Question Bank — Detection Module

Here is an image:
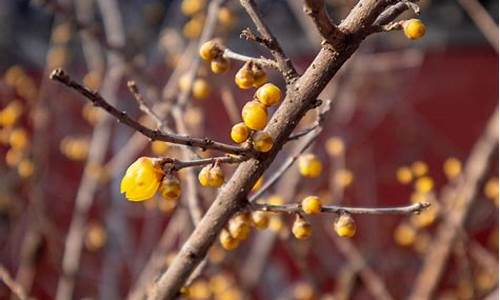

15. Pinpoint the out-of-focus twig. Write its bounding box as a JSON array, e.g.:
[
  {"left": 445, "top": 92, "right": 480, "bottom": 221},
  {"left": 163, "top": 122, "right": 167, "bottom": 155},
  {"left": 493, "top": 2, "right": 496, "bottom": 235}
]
[
  {"left": 0, "top": 265, "right": 30, "bottom": 300},
  {"left": 457, "top": 0, "right": 499, "bottom": 52},
  {"left": 409, "top": 108, "right": 499, "bottom": 300}
]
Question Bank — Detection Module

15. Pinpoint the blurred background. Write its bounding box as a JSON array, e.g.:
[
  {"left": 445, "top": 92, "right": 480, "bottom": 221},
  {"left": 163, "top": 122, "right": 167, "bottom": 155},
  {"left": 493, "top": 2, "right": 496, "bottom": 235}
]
[{"left": 0, "top": 0, "right": 498, "bottom": 299}]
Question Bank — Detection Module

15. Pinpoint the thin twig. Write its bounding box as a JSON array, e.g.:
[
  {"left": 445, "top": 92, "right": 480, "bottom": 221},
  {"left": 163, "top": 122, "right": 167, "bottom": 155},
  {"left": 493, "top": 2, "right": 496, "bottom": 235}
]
[
  {"left": 303, "top": 0, "right": 345, "bottom": 45},
  {"left": 222, "top": 48, "right": 279, "bottom": 70},
  {"left": 127, "top": 81, "right": 168, "bottom": 131},
  {"left": 457, "top": 0, "right": 499, "bottom": 52},
  {"left": 409, "top": 108, "right": 499, "bottom": 300},
  {"left": 158, "top": 155, "right": 245, "bottom": 171},
  {"left": 239, "top": 0, "right": 298, "bottom": 82},
  {"left": 0, "top": 265, "right": 30, "bottom": 300},
  {"left": 252, "top": 201, "right": 430, "bottom": 215},
  {"left": 49, "top": 69, "right": 250, "bottom": 156}
]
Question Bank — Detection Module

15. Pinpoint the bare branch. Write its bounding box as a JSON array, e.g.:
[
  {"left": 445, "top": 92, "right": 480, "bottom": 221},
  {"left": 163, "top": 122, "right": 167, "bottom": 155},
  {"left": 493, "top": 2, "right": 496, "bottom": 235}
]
[
  {"left": 0, "top": 265, "right": 30, "bottom": 300},
  {"left": 158, "top": 155, "right": 246, "bottom": 171},
  {"left": 49, "top": 69, "right": 250, "bottom": 156},
  {"left": 303, "top": 0, "right": 345, "bottom": 45},
  {"left": 409, "top": 108, "right": 499, "bottom": 300},
  {"left": 127, "top": 81, "right": 168, "bottom": 132},
  {"left": 252, "top": 201, "right": 430, "bottom": 215},
  {"left": 222, "top": 48, "right": 279, "bottom": 70},
  {"left": 457, "top": 0, "right": 499, "bottom": 52},
  {"left": 239, "top": 0, "right": 299, "bottom": 82}
]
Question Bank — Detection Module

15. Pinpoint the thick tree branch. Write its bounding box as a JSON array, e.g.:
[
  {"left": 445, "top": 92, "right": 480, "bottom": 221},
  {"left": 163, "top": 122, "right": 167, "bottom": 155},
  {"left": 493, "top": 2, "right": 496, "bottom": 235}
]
[
  {"left": 303, "top": 0, "right": 345, "bottom": 45},
  {"left": 145, "top": 1, "right": 400, "bottom": 299},
  {"left": 49, "top": 69, "right": 250, "bottom": 156}
]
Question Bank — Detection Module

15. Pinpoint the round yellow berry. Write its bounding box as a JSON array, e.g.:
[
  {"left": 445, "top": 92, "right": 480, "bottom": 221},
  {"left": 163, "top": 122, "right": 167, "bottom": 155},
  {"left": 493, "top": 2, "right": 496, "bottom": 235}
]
[
  {"left": 209, "top": 165, "right": 224, "bottom": 187},
  {"left": 180, "top": 0, "right": 206, "bottom": 16},
  {"left": 219, "top": 229, "right": 239, "bottom": 250},
  {"left": 228, "top": 217, "right": 250, "bottom": 240},
  {"left": 255, "top": 83, "right": 281, "bottom": 107},
  {"left": 396, "top": 166, "right": 413, "bottom": 184},
  {"left": 301, "top": 196, "right": 322, "bottom": 215},
  {"left": 217, "top": 7, "right": 236, "bottom": 27},
  {"left": 198, "top": 165, "right": 211, "bottom": 187},
  {"left": 335, "top": 168, "right": 354, "bottom": 188},
  {"left": 151, "top": 141, "right": 169, "bottom": 156},
  {"left": 411, "top": 160, "right": 428, "bottom": 177},
  {"left": 394, "top": 222, "right": 416, "bottom": 246},
  {"left": 252, "top": 66, "right": 267, "bottom": 87},
  {"left": 199, "top": 40, "right": 219, "bottom": 61},
  {"left": 484, "top": 177, "right": 499, "bottom": 201},
  {"left": 0, "top": 101, "right": 23, "bottom": 127},
  {"left": 325, "top": 137, "right": 344, "bottom": 156},
  {"left": 242, "top": 101, "right": 268, "bottom": 130},
  {"left": 292, "top": 217, "right": 312, "bottom": 240},
  {"left": 9, "top": 128, "right": 28, "bottom": 149},
  {"left": 183, "top": 16, "right": 204, "bottom": 39},
  {"left": 159, "top": 175, "right": 182, "bottom": 201},
  {"left": 415, "top": 176, "right": 434, "bottom": 193},
  {"left": 178, "top": 73, "right": 192, "bottom": 92},
  {"left": 235, "top": 64, "right": 254, "bottom": 89},
  {"left": 5, "top": 148, "right": 22, "bottom": 167},
  {"left": 334, "top": 214, "right": 356, "bottom": 238},
  {"left": 210, "top": 57, "right": 230, "bottom": 74},
  {"left": 443, "top": 157, "right": 462, "bottom": 179},
  {"left": 17, "top": 159, "right": 34, "bottom": 178},
  {"left": 230, "top": 122, "right": 250, "bottom": 144},
  {"left": 83, "top": 70, "right": 102, "bottom": 91},
  {"left": 85, "top": 222, "right": 107, "bottom": 251},
  {"left": 192, "top": 78, "right": 211, "bottom": 100},
  {"left": 403, "top": 19, "right": 426, "bottom": 40},
  {"left": 120, "top": 157, "right": 164, "bottom": 202},
  {"left": 298, "top": 154, "right": 323, "bottom": 178},
  {"left": 252, "top": 131, "right": 273, "bottom": 152},
  {"left": 251, "top": 211, "right": 269, "bottom": 229}
]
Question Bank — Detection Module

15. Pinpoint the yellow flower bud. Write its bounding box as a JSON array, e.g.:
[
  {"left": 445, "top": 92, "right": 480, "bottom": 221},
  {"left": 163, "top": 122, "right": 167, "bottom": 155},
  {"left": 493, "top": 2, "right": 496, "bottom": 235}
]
[
  {"left": 334, "top": 168, "right": 354, "bottom": 188},
  {"left": 199, "top": 40, "right": 219, "bottom": 60},
  {"left": 415, "top": 176, "right": 434, "bottom": 194},
  {"left": 230, "top": 122, "right": 250, "bottom": 144},
  {"left": 120, "top": 157, "right": 164, "bottom": 201},
  {"left": 210, "top": 57, "right": 230, "bottom": 74},
  {"left": 235, "top": 63, "right": 254, "bottom": 89},
  {"left": 9, "top": 128, "right": 29, "bottom": 149},
  {"left": 159, "top": 174, "right": 182, "bottom": 201},
  {"left": 394, "top": 222, "right": 416, "bottom": 246},
  {"left": 252, "top": 131, "right": 273, "bottom": 152},
  {"left": 334, "top": 214, "right": 356, "bottom": 238},
  {"left": 228, "top": 216, "right": 251, "bottom": 240},
  {"left": 301, "top": 195, "right": 322, "bottom": 215},
  {"left": 255, "top": 83, "right": 281, "bottom": 107},
  {"left": 219, "top": 228, "right": 239, "bottom": 250},
  {"left": 180, "top": 0, "right": 206, "bottom": 16},
  {"left": 242, "top": 101, "right": 268, "bottom": 130},
  {"left": 443, "top": 157, "right": 462, "bottom": 179},
  {"left": 298, "top": 154, "right": 322, "bottom": 178},
  {"left": 411, "top": 161, "right": 428, "bottom": 177},
  {"left": 403, "top": 19, "right": 426, "bottom": 40},
  {"left": 325, "top": 136, "right": 344, "bottom": 156},
  {"left": 251, "top": 65, "right": 267, "bottom": 88},
  {"left": 396, "top": 166, "right": 413, "bottom": 184},
  {"left": 17, "top": 159, "right": 34, "bottom": 178},
  {"left": 151, "top": 141, "right": 169, "bottom": 156},
  {"left": 251, "top": 211, "right": 269, "bottom": 229},
  {"left": 292, "top": 216, "right": 312, "bottom": 240},
  {"left": 192, "top": 78, "right": 211, "bottom": 100}
]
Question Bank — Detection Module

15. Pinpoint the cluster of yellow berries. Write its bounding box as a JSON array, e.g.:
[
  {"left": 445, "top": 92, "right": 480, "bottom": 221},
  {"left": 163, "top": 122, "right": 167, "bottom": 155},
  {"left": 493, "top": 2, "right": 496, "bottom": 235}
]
[
  {"left": 0, "top": 96, "right": 34, "bottom": 179},
  {"left": 403, "top": 19, "right": 426, "bottom": 40},
  {"left": 60, "top": 136, "right": 90, "bottom": 161},
  {"left": 181, "top": 1, "right": 235, "bottom": 39},
  {"left": 180, "top": 272, "right": 243, "bottom": 300},
  {"left": 120, "top": 157, "right": 181, "bottom": 205},
  {"left": 229, "top": 83, "right": 282, "bottom": 152},
  {"left": 219, "top": 195, "right": 357, "bottom": 250},
  {"left": 199, "top": 40, "right": 231, "bottom": 74}
]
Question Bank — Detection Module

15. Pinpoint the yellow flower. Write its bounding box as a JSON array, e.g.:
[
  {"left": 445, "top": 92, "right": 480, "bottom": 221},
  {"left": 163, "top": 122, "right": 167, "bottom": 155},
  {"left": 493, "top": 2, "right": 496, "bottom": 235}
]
[{"left": 120, "top": 157, "right": 163, "bottom": 201}]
